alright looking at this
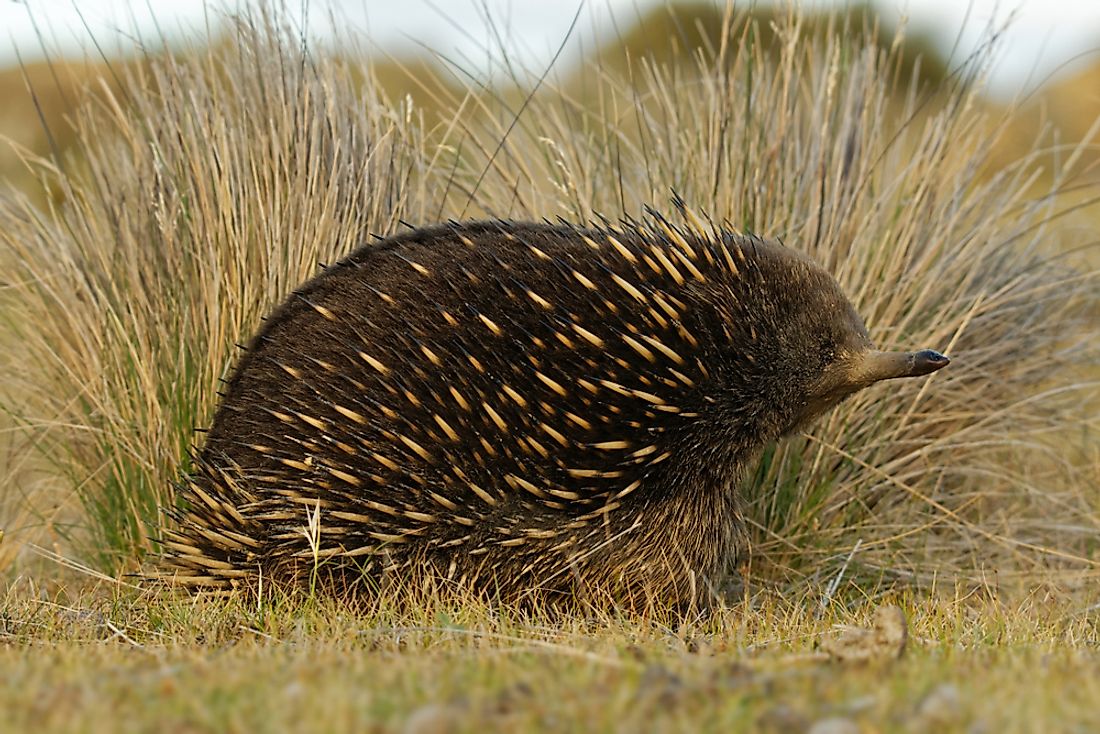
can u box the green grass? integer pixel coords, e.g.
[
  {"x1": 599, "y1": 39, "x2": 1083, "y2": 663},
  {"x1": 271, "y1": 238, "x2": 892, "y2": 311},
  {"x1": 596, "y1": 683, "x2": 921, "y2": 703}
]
[{"x1": 3, "y1": 579, "x2": 1099, "y2": 733}]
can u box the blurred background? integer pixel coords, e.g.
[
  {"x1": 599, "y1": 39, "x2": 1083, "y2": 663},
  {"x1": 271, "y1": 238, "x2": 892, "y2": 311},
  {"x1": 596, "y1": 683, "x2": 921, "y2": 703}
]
[
  {"x1": 4, "y1": 0, "x2": 1100, "y2": 98},
  {"x1": 4, "y1": 0, "x2": 1100, "y2": 204}
]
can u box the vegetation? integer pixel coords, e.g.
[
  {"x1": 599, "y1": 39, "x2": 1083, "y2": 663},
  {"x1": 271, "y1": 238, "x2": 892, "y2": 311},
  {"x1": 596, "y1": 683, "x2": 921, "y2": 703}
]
[
  {"x1": 2, "y1": 580, "x2": 1098, "y2": 733},
  {"x1": 0, "y1": 3, "x2": 1097, "y2": 732}
]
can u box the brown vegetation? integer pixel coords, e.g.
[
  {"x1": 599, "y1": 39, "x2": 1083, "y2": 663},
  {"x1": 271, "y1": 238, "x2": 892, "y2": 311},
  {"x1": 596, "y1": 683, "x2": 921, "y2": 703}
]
[{"x1": 0, "y1": 3, "x2": 1096, "y2": 595}]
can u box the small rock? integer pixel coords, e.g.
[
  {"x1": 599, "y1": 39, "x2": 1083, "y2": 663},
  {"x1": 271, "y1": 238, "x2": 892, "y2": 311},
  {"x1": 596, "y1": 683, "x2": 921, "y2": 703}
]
[
  {"x1": 403, "y1": 703, "x2": 464, "y2": 734},
  {"x1": 807, "y1": 716, "x2": 860, "y2": 734},
  {"x1": 820, "y1": 604, "x2": 908, "y2": 662}
]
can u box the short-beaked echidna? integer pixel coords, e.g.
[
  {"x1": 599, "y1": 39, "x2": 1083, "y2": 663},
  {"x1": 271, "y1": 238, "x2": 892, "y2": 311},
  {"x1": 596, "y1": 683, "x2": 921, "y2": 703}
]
[{"x1": 163, "y1": 217, "x2": 949, "y2": 605}]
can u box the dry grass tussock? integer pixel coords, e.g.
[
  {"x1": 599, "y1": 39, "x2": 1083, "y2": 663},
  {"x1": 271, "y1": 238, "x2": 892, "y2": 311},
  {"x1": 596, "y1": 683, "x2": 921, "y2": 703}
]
[{"x1": 0, "y1": 6, "x2": 1097, "y2": 596}]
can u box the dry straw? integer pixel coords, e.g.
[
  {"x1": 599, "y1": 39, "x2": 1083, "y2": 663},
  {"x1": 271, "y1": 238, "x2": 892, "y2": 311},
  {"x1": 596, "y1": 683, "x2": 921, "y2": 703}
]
[{"x1": 0, "y1": 5, "x2": 1096, "y2": 594}]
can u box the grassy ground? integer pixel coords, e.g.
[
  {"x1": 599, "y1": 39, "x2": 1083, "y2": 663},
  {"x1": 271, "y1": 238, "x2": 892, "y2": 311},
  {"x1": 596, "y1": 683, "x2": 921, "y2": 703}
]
[
  {"x1": 1, "y1": 5, "x2": 1098, "y2": 733},
  {"x1": 3, "y1": 578, "x2": 1099, "y2": 733}
]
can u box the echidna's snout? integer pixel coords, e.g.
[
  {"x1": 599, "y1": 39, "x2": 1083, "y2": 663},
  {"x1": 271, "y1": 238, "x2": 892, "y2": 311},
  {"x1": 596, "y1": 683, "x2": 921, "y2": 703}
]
[
  {"x1": 910, "y1": 349, "x2": 951, "y2": 375},
  {"x1": 859, "y1": 348, "x2": 950, "y2": 383},
  {"x1": 801, "y1": 347, "x2": 949, "y2": 424}
]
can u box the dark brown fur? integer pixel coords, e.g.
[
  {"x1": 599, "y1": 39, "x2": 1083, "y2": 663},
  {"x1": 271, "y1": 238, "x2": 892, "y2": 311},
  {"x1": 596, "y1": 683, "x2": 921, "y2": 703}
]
[{"x1": 162, "y1": 217, "x2": 946, "y2": 607}]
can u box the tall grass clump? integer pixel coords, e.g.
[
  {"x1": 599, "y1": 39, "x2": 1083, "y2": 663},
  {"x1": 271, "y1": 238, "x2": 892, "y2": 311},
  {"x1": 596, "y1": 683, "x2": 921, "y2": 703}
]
[
  {"x1": 0, "y1": 11, "x2": 440, "y2": 571},
  {"x1": 1, "y1": 5, "x2": 1096, "y2": 591}
]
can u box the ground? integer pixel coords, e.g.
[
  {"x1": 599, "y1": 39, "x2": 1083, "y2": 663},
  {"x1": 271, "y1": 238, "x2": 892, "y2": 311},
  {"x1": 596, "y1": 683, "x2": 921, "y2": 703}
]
[{"x1": 3, "y1": 578, "x2": 1098, "y2": 733}]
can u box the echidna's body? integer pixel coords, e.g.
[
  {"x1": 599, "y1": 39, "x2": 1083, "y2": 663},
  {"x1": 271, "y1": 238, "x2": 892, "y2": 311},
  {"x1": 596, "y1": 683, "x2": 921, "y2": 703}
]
[{"x1": 165, "y1": 218, "x2": 948, "y2": 605}]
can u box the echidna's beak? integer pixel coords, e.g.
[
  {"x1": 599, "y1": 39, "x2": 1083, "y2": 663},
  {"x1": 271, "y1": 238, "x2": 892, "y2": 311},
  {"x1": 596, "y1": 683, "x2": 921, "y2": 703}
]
[{"x1": 860, "y1": 349, "x2": 950, "y2": 383}]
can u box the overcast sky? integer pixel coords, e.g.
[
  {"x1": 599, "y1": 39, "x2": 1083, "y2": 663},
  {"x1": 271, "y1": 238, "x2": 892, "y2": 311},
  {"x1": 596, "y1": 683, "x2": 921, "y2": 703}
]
[{"x1": 3, "y1": 1, "x2": 1100, "y2": 98}]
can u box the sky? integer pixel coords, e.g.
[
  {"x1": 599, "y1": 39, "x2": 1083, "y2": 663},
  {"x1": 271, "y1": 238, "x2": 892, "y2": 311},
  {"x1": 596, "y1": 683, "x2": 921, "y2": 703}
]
[{"x1": 3, "y1": 1, "x2": 1100, "y2": 99}]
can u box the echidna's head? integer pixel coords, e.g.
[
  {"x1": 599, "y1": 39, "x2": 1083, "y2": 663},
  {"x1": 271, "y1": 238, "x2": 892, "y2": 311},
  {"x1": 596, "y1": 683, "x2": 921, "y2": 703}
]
[{"x1": 693, "y1": 236, "x2": 949, "y2": 442}]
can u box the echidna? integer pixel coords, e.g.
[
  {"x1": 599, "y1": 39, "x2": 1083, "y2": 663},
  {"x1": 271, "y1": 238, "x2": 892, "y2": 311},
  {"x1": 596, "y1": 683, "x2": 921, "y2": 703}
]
[{"x1": 163, "y1": 216, "x2": 949, "y2": 606}]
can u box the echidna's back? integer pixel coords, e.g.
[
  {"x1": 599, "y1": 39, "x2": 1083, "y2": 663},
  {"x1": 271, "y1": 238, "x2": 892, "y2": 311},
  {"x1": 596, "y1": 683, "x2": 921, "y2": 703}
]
[{"x1": 206, "y1": 220, "x2": 698, "y2": 476}]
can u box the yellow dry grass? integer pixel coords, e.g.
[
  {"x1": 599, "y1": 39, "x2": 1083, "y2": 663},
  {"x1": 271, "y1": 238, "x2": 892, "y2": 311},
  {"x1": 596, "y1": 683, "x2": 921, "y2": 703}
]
[{"x1": 2, "y1": 4, "x2": 1096, "y2": 584}]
